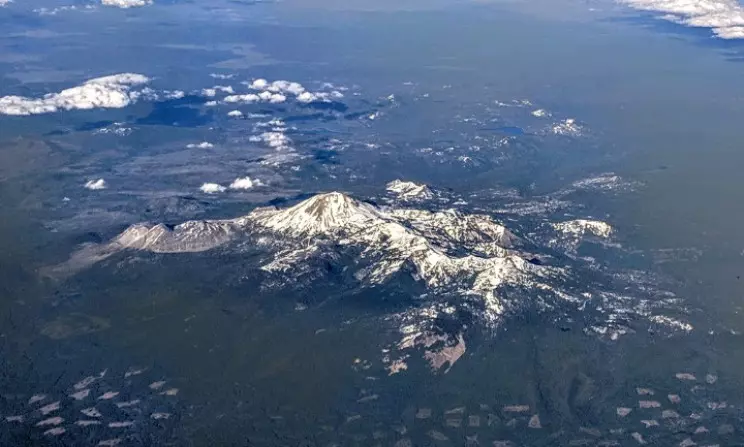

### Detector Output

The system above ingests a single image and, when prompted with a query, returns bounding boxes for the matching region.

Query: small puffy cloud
[35,5,94,15]
[199,183,225,194]
[84,179,107,190]
[229,176,263,190]
[531,109,550,118]
[296,92,318,103]
[248,79,305,96]
[250,131,291,150]
[258,91,287,103]
[621,0,744,39]
[201,85,235,97]
[213,78,344,108]
[163,90,185,100]
[246,78,342,103]
[296,91,344,103]
[0,73,150,116]
[101,0,152,7]
[186,142,214,149]
[223,92,286,104]
[227,110,243,117]
[210,73,234,80]
[223,93,261,104]
[248,79,269,90]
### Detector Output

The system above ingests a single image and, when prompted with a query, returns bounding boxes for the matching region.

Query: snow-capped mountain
[251,193,555,322]
[57,192,558,323]
[50,189,691,362]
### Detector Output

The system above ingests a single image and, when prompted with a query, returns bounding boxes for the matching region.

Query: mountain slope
[52,191,561,322]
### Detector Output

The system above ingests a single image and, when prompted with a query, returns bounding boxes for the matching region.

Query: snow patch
[386,179,434,201]
[551,118,583,136]
[553,219,613,239]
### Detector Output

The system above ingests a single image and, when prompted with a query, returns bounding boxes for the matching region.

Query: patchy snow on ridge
[386,180,434,201]
[549,219,614,253]
[562,173,641,195]
[553,219,613,239]
[573,173,624,190]
[550,118,583,136]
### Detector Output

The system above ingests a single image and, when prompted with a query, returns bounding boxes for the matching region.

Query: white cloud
[296,91,344,104]
[1,0,13,6]
[199,183,225,194]
[0,73,150,116]
[621,0,744,39]
[84,179,107,190]
[531,109,550,118]
[210,73,235,80]
[186,142,214,149]
[227,110,243,117]
[163,90,184,100]
[250,131,291,150]
[246,78,343,104]
[248,79,305,96]
[223,92,286,104]
[258,91,287,103]
[201,85,234,97]
[211,78,346,108]
[223,93,261,104]
[247,120,301,166]
[229,176,262,190]
[101,0,152,8]
[34,4,97,14]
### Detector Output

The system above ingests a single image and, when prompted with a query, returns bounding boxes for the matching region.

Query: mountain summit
[251,192,382,237]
